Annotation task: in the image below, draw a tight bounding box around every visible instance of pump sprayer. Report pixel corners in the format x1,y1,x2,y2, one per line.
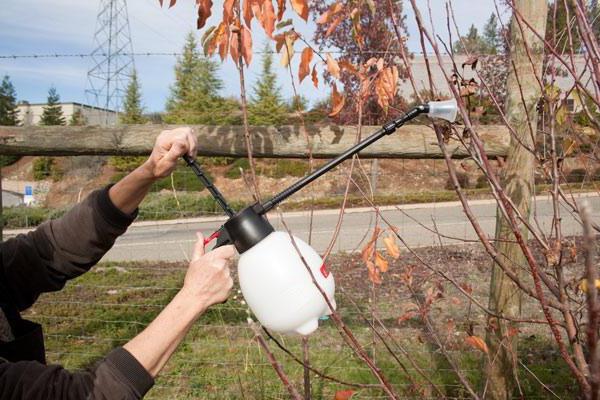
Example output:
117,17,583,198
183,100,458,335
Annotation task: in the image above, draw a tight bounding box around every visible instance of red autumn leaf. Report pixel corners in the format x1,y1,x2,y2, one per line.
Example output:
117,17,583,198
197,0,213,29
338,60,358,76
397,310,417,324
298,47,313,83
230,31,240,64
374,251,389,273
276,0,286,21
251,1,263,26
329,83,345,117
326,53,341,79
243,0,253,27
260,0,275,38
291,0,309,21
462,56,479,70
158,0,177,7
334,390,355,400
223,0,235,25
465,335,489,354
317,2,344,24
241,26,253,66
382,234,400,259
205,22,226,56
218,29,230,61
375,66,398,111
366,261,382,284
325,15,343,37
311,65,319,88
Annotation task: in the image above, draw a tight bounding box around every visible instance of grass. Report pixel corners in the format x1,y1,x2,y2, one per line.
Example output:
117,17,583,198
24,259,578,399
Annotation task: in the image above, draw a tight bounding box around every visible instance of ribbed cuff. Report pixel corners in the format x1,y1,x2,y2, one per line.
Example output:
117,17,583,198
96,184,138,228
105,347,154,397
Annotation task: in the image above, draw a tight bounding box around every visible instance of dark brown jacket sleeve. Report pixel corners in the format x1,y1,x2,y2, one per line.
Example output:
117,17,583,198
0,347,154,400
0,185,136,311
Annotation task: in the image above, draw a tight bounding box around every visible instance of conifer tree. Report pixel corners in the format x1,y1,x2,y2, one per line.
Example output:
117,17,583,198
69,109,87,126
121,69,145,124
165,32,238,125
454,25,489,54
0,76,20,166
0,75,19,126
39,87,65,126
248,43,288,125
483,13,500,54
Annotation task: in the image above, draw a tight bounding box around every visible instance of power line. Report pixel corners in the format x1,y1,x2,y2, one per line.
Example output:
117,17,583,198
0,51,438,59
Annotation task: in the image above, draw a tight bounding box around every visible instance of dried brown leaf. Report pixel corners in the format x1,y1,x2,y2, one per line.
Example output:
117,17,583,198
298,47,313,83
291,0,309,21
311,65,319,88
465,335,488,354
374,251,389,273
382,235,400,259
197,0,213,29
241,26,252,66
326,53,341,79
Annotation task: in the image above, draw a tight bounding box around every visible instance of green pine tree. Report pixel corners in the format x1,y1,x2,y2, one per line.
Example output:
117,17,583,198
483,13,500,54
0,75,19,126
121,69,145,124
69,109,87,126
0,76,21,166
111,69,146,171
248,43,288,125
39,87,65,126
165,32,239,125
454,25,489,54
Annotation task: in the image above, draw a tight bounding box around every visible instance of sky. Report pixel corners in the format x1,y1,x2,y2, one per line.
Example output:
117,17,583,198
0,0,505,112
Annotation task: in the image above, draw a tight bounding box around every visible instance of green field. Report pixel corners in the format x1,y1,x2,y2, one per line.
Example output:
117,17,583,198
24,251,578,399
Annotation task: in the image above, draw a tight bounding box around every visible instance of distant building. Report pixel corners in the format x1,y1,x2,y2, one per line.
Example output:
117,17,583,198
16,102,118,126
400,54,594,113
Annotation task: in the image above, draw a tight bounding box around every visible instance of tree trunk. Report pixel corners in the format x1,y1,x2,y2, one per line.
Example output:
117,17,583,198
485,1,547,399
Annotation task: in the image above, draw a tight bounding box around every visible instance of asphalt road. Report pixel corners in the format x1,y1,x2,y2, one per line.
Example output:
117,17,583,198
91,192,599,262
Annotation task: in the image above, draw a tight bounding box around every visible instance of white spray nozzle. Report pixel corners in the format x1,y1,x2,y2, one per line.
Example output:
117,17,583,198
427,99,458,122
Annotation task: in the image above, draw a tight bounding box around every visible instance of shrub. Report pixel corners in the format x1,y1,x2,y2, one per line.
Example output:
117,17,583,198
2,206,67,228
566,168,588,183
33,157,54,180
0,155,20,168
137,193,247,220
445,172,470,190
203,157,235,166
475,175,489,189
225,158,251,179
109,156,145,172
268,160,309,179
151,166,213,192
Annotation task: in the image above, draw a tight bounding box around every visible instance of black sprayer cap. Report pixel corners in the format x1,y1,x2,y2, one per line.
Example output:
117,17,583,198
223,204,274,253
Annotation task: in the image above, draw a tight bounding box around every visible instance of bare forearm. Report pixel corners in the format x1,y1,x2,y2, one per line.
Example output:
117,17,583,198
123,289,206,377
108,163,156,215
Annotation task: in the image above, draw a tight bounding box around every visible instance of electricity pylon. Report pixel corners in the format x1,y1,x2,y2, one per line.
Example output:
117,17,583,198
86,0,135,125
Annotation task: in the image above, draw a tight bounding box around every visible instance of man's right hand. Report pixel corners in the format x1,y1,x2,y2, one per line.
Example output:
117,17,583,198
182,233,236,310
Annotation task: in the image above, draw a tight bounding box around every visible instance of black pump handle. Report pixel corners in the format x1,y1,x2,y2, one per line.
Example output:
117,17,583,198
182,155,236,217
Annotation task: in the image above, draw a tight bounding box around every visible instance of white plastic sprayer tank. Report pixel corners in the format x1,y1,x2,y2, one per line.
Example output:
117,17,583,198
237,231,336,335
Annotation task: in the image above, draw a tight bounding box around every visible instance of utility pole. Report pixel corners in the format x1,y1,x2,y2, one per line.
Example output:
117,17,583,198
86,0,135,125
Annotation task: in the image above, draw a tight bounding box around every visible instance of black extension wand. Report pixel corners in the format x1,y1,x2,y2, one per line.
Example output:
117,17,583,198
183,100,458,252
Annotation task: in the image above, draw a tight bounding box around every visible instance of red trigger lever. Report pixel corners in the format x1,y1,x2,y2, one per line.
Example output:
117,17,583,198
203,230,221,246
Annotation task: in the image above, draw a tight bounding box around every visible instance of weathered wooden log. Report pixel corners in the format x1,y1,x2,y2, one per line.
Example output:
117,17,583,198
0,124,509,158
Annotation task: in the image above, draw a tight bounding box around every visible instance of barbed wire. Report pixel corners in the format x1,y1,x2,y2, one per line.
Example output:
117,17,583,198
0,51,447,59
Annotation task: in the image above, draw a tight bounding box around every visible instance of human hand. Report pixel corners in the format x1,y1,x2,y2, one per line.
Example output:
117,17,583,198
143,127,198,179
182,232,236,312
